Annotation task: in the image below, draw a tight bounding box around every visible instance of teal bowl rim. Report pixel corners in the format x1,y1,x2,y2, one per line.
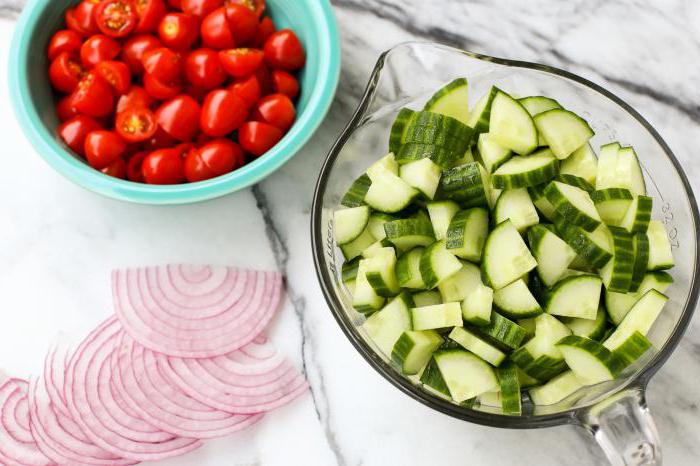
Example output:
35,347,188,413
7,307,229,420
9,0,341,205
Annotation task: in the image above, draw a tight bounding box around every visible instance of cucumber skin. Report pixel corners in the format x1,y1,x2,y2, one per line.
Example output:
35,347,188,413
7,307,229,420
510,349,568,382
630,233,650,292
612,331,652,368
420,357,451,397
389,108,416,154
342,258,361,283
341,174,371,207
556,335,625,377
468,312,527,352
556,174,594,193
545,182,601,232
419,241,462,290
605,226,636,293
391,330,444,375
496,362,522,416
396,143,464,169
624,195,653,233
469,86,500,137
491,153,560,189
396,248,427,289
436,162,488,208
555,221,612,269
445,208,489,262
402,112,474,150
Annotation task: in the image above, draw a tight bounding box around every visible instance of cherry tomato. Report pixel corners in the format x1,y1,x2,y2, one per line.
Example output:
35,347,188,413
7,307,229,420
144,127,178,149
95,0,138,38
264,30,305,71
199,139,244,173
142,148,185,184
80,34,121,68
94,61,132,95
116,106,158,142
155,95,201,141
181,0,223,17
143,72,182,99
238,121,282,156
184,84,209,102
229,74,260,108
101,158,127,178
49,52,85,94
56,95,80,122
254,16,275,47
184,49,227,89
142,47,182,83
71,72,115,117
121,34,162,74
200,89,247,136
184,148,216,182
218,48,263,78
58,115,102,155
167,0,182,8
254,93,295,131
158,13,198,50
228,0,265,17
84,130,126,168
48,30,83,61
127,151,149,181
117,86,154,113
224,4,258,45
65,0,101,37
200,7,236,50
271,69,299,99
134,0,167,33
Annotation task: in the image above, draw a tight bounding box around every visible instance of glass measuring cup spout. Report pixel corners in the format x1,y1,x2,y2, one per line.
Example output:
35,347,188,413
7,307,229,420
311,41,700,465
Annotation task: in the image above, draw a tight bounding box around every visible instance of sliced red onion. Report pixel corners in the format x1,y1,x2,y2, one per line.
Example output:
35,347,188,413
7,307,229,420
112,266,283,358
43,345,72,419
3,389,34,444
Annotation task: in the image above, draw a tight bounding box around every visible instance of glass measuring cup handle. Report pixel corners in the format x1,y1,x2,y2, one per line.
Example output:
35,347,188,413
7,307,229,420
580,387,661,466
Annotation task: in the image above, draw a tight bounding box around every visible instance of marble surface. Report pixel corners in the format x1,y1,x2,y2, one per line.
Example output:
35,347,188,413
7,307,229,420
1,0,700,465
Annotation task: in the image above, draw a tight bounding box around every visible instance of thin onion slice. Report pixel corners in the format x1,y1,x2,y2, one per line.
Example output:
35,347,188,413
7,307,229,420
43,344,72,419
112,266,283,358
4,388,34,444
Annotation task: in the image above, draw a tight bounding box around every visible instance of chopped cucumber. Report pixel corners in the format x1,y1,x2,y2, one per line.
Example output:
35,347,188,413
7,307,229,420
555,222,612,269
362,239,394,258
489,91,538,155
606,272,673,325
433,350,499,403
545,181,602,232
529,371,584,406
384,216,435,251
367,153,400,179
392,330,444,375
427,201,460,241
449,327,506,366
445,208,489,261
561,306,607,341
620,195,652,233
400,111,474,150
362,293,413,353
560,143,598,185
399,158,442,200
411,302,463,330
591,188,633,226
341,173,371,207
556,335,622,384
533,109,594,159
363,247,400,297
469,312,527,351
467,86,499,137
436,162,489,208
603,289,668,351
341,257,360,284
477,132,512,173
389,108,416,154
396,247,427,289
600,226,635,292
511,314,571,381
595,142,621,190
334,206,371,245
462,283,494,326
646,220,674,270
630,233,650,292
365,164,420,213
494,189,540,233
340,227,376,261
616,147,646,196
528,224,577,287
396,143,466,169
482,220,538,289
612,331,653,369
492,149,559,189
424,78,470,124
437,261,482,303
496,362,522,415
545,275,602,320
353,259,386,312
493,279,543,319
419,240,463,289
412,290,443,307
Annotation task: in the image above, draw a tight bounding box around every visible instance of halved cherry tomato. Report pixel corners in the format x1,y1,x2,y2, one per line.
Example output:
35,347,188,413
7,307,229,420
80,34,121,68
271,69,299,99
117,86,154,113
264,29,305,70
142,47,182,83
127,150,149,181
101,158,127,178
254,16,275,47
167,0,182,8
254,63,273,94
158,13,198,50
116,106,158,142
49,52,85,94
238,121,282,156
200,89,247,136
65,0,101,37
254,93,295,131
95,0,138,38
184,138,243,181
224,4,258,45
134,0,167,33
184,148,216,182
200,7,236,50
71,72,115,117
58,115,103,155
95,61,132,95
181,0,223,17
155,95,201,141
227,0,265,18
142,148,185,184
48,30,83,61
184,84,209,102
56,95,80,122
184,49,227,89
121,34,162,74
143,72,182,99
84,130,126,168
229,74,261,108
219,48,263,78
144,127,178,149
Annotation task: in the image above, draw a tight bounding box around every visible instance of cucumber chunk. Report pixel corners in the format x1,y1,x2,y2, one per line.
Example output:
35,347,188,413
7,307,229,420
545,181,602,232
436,162,489,208
396,247,427,289
384,216,436,251
482,220,538,289
401,111,474,150
496,362,522,415
341,173,371,207
364,165,420,213
412,290,443,307
493,279,543,319
420,356,451,398
630,233,650,292
545,275,602,320
591,188,633,226
528,224,577,287
341,257,361,284
361,239,394,258
467,86,499,137
492,149,559,189
437,261,482,303
533,109,594,159
334,205,371,245
511,314,571,381
399,158,442,200
560,306,607,341
620,195,652,233
555,222,612,269
427,201,460,241
396,143,466,169
424,78,470,124
489,91,538,155
518,96,561,147
445,207,489,261
433,350,499,403
392,330,444,375
494,189,540,233
560,143,598,185
367,153,399,179
461,283,494,326
556,335,622,384
469,312,527,351
612,331,653,369
615,147,646,196
477,132,512,173
419,240,463,289
529,371,584,406
363,247,400,297
340,227,376,261
646,220,674,270
411,302,463,330
603,289,668,351
363,293,413,354
389,108,416,154
449,327,506,366
606,272,673,325
353,259,386,312
366,212,395,240
595,142,621,190
600,226,635,292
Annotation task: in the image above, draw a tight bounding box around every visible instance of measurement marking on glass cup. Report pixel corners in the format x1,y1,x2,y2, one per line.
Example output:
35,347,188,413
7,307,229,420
326,221,338,276
662,202,680,249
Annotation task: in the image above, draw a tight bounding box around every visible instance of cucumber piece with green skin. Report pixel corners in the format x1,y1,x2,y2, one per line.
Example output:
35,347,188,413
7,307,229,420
528,224,577,287
591,188,633,226
389,108,416,154
340,227,376,261
545,181,602,232
467,86,500,137
395,143,466,169
529,371,584,406
646,220,674,270
461,283,494,326
611,331,652,369
511,314,572,381
595,142,621,190
411,302,463,330
468,311,527,351
353,259,386,312
491,149,559,189
606,272,673,325
455,147,475,166
399,158,442,200
362,292,413,354
341,257,361,284
396,247,427,289
533,109,594,160
432,349,499,403
556,335,622,384
420,357,451,398
615,147,646,196
367,212,395,240
494,189,540,233
545,275,602,320
482,220,538,289
560,143,598,186
424,78,470,124
367,153,400,180
477,390,502,408
427,201,460,241
412,290,443,307
363,247,400,297
364,165,420,213
334,205,371,245
341,173,371,207
449,327,506,366
477,132,512,173
489,91,539,155
555,221,612,269
437,261,482,302
555,174,594,193
630,233,650,292
493,278,543,319
495,362,522,415
516,366,541,388
445,208,489,262
384,216,435,251
560,306,607,341
518,97,562,148
600,226,635,292
529,183,558,221
436,162,489,208
361,239,394,258
620,195,652,233
419,240,463,289
603,289,668,351
517,317,537,338
401,112,474,150
392,330,444,375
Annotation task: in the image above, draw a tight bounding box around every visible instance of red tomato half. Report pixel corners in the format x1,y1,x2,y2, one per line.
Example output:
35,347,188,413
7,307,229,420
121,34,162,74
200,89,247,136
84,130,126,169
101,158,127,178
227,0,265,18
116,106,158,142
65,0,101,37
218,48,263,78
224,4,258,45
127,150,149,181
80,34,121,68
181,0,223,17
142,148,185,184
95,0,138,38
58,115,103,155
143,72,182,99
200,7,236,50
155,95,201,141
167,0,182,8
117,86,154,113
95,61,132,95
48,30,83,61
134,0,167,33
184,149,216,182
229,74,261,108
184,138,243,181
184,49,227,89
56,95,80,122
158,13,199,50
49,52,85,94
142,47,182,83
271,69,299,99
238,121,282,156
254,93,295,131
254,16,275,47
263,29,305,71
71,72,115,117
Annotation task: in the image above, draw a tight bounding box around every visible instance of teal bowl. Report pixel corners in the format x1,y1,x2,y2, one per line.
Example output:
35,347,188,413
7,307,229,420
9,0,340,205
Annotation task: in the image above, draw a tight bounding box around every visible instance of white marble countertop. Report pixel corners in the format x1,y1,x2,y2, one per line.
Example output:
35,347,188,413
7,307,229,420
2,1,700,465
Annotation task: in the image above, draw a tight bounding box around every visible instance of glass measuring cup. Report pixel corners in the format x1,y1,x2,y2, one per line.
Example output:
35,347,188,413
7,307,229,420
311,42,700,465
